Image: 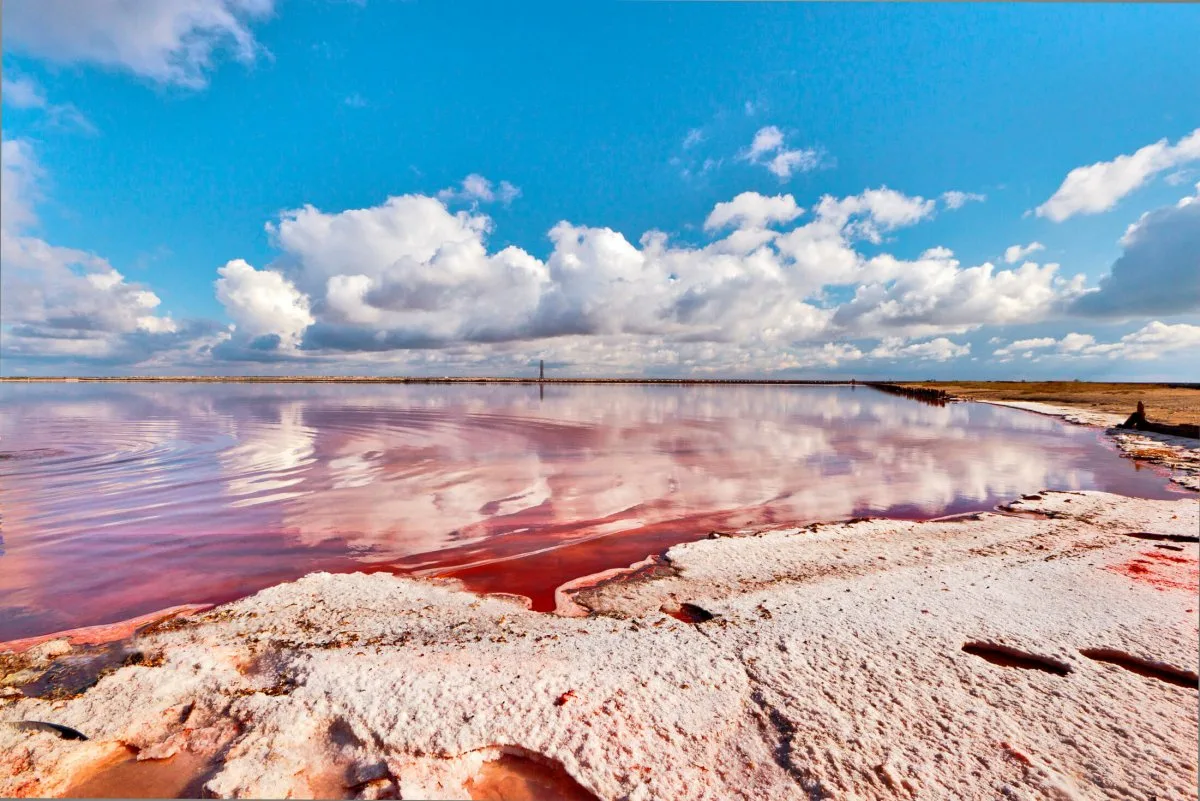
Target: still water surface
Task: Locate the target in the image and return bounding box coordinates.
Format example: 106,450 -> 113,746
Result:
0,382 -> 1181,640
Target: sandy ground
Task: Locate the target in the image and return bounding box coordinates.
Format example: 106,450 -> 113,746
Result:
899,382 -> 1200,426
1,490 -> 1197,800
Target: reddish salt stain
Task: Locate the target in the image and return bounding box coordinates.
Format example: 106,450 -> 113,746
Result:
0,382 -> 1186,641
1106,552 -> 1199,593
998,741 -> 1034,767
1140,550 -> 1195,565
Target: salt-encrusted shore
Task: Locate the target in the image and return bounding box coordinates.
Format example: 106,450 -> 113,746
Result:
980,399 -> 1200,491
2,490 -> 1197,800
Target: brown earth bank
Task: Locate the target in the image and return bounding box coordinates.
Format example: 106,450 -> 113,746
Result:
899,381 -> 1200,426
1,491 -> 1197,800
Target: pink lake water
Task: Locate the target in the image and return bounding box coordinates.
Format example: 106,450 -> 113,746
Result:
0,382 -> 1184,641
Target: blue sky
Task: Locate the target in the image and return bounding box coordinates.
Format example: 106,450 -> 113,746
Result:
2,1 -> 1198,378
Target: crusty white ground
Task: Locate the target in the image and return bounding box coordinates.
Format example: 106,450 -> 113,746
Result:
982,400 -> 1200,491
1,491 -> 1196,800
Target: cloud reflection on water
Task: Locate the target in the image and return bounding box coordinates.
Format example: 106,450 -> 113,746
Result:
0,383 -> 1179,639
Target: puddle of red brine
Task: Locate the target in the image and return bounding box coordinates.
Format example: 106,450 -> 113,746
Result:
466,754 -> 599,801
61,748 -> 216,799
434,506 -> 780,611
1105,551 -> 1199,592
433,499 -> 962,611
1,605 -> 211,655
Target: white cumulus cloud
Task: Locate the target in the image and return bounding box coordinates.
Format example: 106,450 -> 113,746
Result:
704,192 -> 803,231
941,190 -> 986,210
994,323 -> 1200,363
992,337 -> 1058,359
833,248 -> 1087,338
3,0 -> 275,88
437,174 -> 521,206
196,181 -> 1094,375
1036,128 -> 1200,222
1072,185 -> 1200,318
869,337 -> 970,362
1,73 -> 96,133
5,135 -> 1145,376
1003,241 -> 1045,264
215,259 -> 314,349
1,139 -> 187,364
811,187 -> 936,244
740,125 -> 822,180
2,75 -> 47,109
1105,321 -> 1200,360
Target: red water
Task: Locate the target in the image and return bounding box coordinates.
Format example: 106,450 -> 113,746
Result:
0,382 -> 1184,640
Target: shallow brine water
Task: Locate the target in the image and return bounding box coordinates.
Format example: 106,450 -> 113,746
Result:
0,382 -> 1183,640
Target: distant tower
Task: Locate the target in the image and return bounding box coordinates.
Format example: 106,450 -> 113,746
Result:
539,359 -> 545,380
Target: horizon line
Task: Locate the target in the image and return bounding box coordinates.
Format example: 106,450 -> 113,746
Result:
2,376 -> 1198,388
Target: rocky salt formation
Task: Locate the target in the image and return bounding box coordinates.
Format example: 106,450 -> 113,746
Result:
1,491 -> 1198,800
982,400 -> 1200,491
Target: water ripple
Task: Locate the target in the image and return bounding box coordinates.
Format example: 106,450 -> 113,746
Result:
0,382 -> 1181,641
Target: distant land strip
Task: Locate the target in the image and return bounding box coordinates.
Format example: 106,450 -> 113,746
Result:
900,380 -> 1200,427
1,377 -> 1197,388
0,376 -> 864,385
4,376 -> 1196,425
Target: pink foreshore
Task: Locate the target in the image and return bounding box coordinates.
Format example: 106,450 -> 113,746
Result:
0,605 -> 213,656
2,489 -> 1197,800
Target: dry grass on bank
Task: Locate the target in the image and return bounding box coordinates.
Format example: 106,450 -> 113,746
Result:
901,381 -> 1199,425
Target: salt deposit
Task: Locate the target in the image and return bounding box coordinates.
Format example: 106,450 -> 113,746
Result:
2,491 -> 1196,800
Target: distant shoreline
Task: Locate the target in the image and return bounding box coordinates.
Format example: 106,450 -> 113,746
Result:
0,376 -> 858,385
901,380 -> 1200,427
3,376 -> 1198,388
3,376 -> 1196,426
